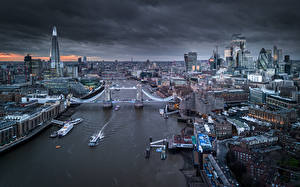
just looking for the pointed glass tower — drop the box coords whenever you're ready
[50,26,63,77]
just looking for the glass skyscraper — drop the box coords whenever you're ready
[184,52,197,72]
[50,26,63,77]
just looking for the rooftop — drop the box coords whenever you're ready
[227,118,249,129]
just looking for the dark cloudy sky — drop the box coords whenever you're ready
[1,0,300,60]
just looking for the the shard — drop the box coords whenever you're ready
[50,26,63,77]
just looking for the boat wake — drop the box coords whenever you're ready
[89,116,113,147]
[98,119,111,139]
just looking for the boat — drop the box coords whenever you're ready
[159,109,164,115]
[145,147,150,159]
[50,131,58,138]
[57,123,73,137]
[88,135,100,147]
[114,105,120,111]
[68,118,83,125]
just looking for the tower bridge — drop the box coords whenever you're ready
[70,81,175,108]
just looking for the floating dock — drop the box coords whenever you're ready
[149,135,193,150]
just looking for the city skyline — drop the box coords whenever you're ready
[0,0,300,61]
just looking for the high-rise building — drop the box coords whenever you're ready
[184,54,188,72]
[231,34,246,68]
[83,56,87,63]
[184,52,197,72]
[241,50,254,69]
[24,54,43,81]
[273,46,283,74]
[257,48,273,71]
[226,34,248,70]
[50,26,63,77]
[284,55,291,75]
[273,46,278,66]
[210,47,222,70]
[224,46,232,67]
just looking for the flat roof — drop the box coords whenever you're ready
[268,94,296,102]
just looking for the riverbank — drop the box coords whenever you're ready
[0,105,78,154]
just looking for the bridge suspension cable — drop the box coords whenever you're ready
[70,89,105,103]
[141,89,173,102]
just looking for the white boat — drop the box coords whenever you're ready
[159,109,164,115]
[88,131,104,147]
[57,123,73,137]
[88,135,100,147]
[68,118,83,125]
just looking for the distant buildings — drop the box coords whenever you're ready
[209,46,224,70]
[224,34,255,72]
[0,62,27,84]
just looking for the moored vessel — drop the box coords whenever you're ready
[57,123,73,137]
[68,118,83,125]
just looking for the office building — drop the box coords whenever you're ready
[24,54,43,80]
[249,87,276,104]
[273,46,283,70]
[248,106,297,125]
[224,46,233,68]
[184,52,197,72]
[257,48,273,71]
[231,34,246,68]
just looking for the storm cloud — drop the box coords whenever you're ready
[0,0,300,60]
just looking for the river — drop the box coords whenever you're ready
[0,80,186,187]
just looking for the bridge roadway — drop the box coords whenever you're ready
[70,84,173,104]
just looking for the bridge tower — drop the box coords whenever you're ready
[103,82,112,108]
[134,83,143,108]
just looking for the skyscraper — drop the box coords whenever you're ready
[231,34,246,68]
[50,26,63,77]
[226,34,248,71]
[273,45,283,73]
[224,46,233,67]
[184,52,197,72]
[209,46,224,70]
[257,48,273,71]
[24,54,43,81]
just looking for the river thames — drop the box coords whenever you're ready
[0,80,186,187]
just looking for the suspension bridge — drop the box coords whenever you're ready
[70,82,176,108]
